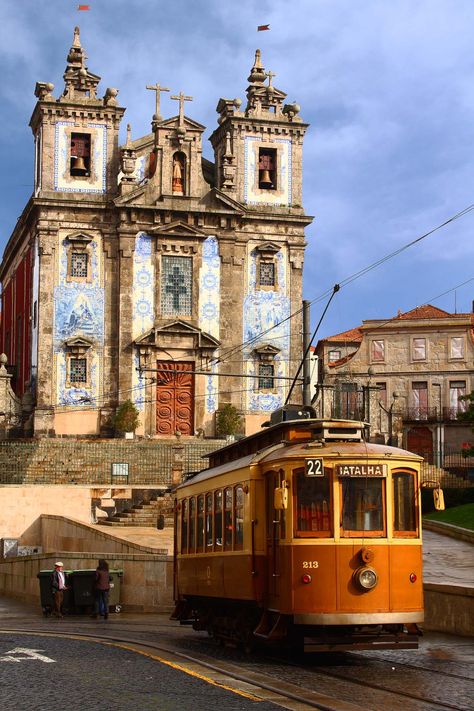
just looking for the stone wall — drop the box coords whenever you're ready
[0,515,174,612]
[0,438,223,485]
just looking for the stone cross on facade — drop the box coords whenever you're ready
[146,83,170,121]
[266,70,277,88]
[171,92,193,126]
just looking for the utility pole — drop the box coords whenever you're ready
[302,300,311,407]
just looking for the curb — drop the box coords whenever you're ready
[422,519,474,544]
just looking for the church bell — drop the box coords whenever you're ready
[259,169,273,188]
[71,156,87,174]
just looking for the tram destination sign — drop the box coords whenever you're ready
[336,464,387,478]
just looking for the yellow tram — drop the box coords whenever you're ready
[172,407,426,652]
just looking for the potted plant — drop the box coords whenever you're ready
[216,403,243,441]
[113,400,140,438]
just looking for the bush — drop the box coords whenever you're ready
[113,400,140,434]
[216,404,243,437]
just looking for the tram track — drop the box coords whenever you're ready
[1,625,471,711]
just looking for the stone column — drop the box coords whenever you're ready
[117,229,136,406]
[34,229,56,435]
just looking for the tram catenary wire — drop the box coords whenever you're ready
[210,203,474,367]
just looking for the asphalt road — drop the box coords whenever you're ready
[0,633,283,711]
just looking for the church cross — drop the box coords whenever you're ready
[171,92,193,126]
[146,83,170,121]
[165,266,188,310]
[266,70,277,87]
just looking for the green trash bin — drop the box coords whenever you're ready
[37,570,73,617]
[70,569,124,614]
[69,569,96,612]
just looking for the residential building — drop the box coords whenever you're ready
[315,305,474,459]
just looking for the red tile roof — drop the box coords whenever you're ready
[392,305,451,320]
[320,327,363,343]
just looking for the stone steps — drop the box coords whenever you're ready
[98,494,174,528]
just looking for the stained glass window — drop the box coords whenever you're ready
[161,256,192,315]
[70,357,87,383]
[71,252,88,278]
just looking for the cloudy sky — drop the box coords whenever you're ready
[1,0,473,339]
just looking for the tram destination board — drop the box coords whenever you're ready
[337,464,387,477]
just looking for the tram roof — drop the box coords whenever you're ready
[176,436,422,491]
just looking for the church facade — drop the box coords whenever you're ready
[0,28,312,437]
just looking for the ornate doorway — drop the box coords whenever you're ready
[156,361,194,436]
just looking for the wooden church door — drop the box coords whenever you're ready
[156,361,194,436]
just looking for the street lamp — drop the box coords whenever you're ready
[379,392,399,446]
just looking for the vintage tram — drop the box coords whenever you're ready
[172,407,425,652]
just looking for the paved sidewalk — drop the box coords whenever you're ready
[423,529,474,588]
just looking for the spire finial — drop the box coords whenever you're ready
[126,123,132,146]
[73,26,81,48]
[247,49,266,84]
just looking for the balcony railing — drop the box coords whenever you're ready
[399,406,467,423]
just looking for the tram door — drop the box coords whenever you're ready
[265,469,285,608]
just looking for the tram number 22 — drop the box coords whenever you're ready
[303,561,319,569]
[305,458,324,477]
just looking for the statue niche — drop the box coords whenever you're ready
[172,152,186,195]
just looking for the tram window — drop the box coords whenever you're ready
[197,494,205,551]
[234,485,244,550]
[393,472,417,534]
[181,498,188,553]
[224,488,233,549]
[294,467,332,537]
[205,493,213,549]
[341,479,385,536]
[214,490,223,547]
[189,497,196,553]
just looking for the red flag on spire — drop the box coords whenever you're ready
[257,24,270,31]
[77,4,90,9]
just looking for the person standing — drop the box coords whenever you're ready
[51,562,68,618]
[92,559,111,620]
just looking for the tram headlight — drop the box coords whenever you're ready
[354,566,378,591]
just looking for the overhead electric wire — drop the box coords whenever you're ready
[210,203,474,367]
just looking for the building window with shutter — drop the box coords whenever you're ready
[258,363,275,390]
[411,381,428,420]
[449,381,466,419]
[259,260,275,287]
[328,349,341,363]
[450,337,464,360]
[69,357,87,384]
[70,252,88,278]
[412,337,426,361]
[70,133,91,177]
[371,340,385,362]
[258,148,277,190]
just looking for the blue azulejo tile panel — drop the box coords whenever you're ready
[132,233,154,339]
[54,234,104,407]
[132,233,155,412]
[199,237,220,413]
[244,136,292,207]
[243,245,290,413]
[54,121,107,193]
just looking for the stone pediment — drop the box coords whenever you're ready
[64,231,94,245]
[149,221,208,238]
[114,183,146,206]
[63,335,95,355]
[255,241,281,255]
[253,343,280,360]
[160,115,206,132]
[134,321,220,351]
[211,189,246,213]
[156,320,220,349]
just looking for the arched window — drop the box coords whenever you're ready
[172,152,186,195]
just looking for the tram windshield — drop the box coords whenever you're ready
[294,467,332,537]
[340,478,385,536]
